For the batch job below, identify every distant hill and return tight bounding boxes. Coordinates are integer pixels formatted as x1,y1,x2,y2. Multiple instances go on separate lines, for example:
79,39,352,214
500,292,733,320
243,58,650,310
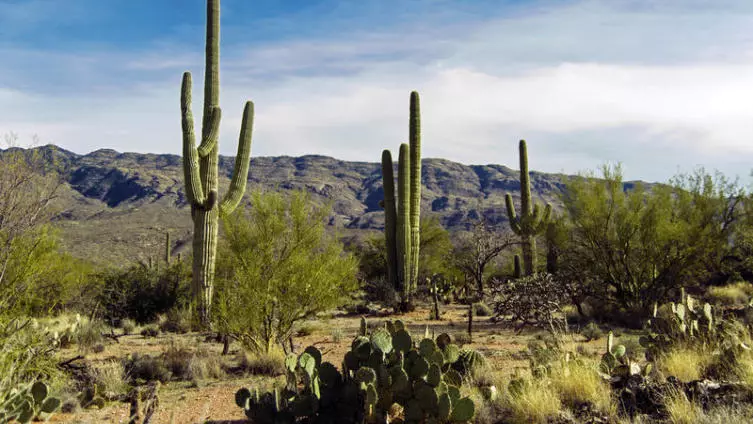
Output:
5,144,596,265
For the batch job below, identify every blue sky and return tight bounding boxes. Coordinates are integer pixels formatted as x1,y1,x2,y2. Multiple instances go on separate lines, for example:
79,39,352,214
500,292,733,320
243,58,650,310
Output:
2,0,753,182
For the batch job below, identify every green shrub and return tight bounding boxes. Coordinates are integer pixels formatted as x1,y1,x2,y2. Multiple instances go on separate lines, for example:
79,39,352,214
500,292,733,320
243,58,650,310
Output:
707,282,753,307
75,319,105,353
581,322,604,341
120,319,136,335
140,326,159,338
473,302,492,317
123,354,170,383
98,261,190,325
159,308,193,334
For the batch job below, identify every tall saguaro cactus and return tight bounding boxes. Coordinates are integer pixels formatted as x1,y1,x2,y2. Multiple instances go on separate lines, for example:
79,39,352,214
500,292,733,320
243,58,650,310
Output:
381,91,422,310
381,150,398,291
408,91,421,293
181,0,254,326
397,144,412,295
505,140,551,276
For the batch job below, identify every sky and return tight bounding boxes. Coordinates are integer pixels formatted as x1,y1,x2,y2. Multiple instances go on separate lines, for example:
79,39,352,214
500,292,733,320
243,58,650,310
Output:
2,0,753,183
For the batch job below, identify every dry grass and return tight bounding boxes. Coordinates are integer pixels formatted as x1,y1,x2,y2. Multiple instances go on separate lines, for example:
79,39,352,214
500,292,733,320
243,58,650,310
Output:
503,379,562,424
707,282,753,307
665,388,703,424
660,347,711,382
550,360,614,414
91,360,130,396
238,347,287,376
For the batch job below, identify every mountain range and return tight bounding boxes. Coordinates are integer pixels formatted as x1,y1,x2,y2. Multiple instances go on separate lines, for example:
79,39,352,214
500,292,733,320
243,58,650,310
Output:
8,144,588,265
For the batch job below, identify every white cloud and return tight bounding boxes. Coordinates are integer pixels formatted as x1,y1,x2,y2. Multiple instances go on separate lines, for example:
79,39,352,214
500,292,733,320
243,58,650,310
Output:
2,0,753,182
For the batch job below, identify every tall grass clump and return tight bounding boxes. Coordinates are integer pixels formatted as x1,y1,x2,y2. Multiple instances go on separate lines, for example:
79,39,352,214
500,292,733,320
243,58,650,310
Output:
503,379,561,424
550,361,614,414
707,281,753,307
664,388,703,424
660,347,711,382
238,346,286,376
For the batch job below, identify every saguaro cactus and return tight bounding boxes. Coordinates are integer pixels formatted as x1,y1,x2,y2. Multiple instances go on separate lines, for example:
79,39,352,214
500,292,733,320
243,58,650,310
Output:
397,143,412,297
381,91,422,310
164,232,171,265
505,140,550,276
381,150,398,291
408,91,421,293
181,0,254,326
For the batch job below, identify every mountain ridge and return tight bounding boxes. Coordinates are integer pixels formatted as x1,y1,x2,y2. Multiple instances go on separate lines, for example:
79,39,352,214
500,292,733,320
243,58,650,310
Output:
3,144,636,266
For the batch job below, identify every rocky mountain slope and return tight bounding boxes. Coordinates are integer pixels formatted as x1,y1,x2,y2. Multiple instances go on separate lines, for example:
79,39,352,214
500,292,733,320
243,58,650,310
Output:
9,145,575,265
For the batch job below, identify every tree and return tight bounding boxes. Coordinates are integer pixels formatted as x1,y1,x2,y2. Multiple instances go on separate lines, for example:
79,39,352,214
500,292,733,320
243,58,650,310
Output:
453,218,517,296
0,135,64,315
561,164,742,314
214,190,358,353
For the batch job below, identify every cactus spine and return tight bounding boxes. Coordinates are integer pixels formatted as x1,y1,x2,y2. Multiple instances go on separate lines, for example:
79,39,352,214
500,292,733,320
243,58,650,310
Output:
505,140,551,276
181,0,254,326
381,92,422,310
409,91,421,294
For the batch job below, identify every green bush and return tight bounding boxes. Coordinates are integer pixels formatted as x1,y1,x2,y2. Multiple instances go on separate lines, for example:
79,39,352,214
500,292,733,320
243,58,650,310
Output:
214,190,359,354
98,261,190,325
123,354,170,384
581,322,604,341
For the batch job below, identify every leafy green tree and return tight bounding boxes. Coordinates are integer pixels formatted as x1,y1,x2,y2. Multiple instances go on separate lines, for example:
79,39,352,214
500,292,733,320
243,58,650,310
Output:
0,135,69,316
214,190,358,353
561,164,742,314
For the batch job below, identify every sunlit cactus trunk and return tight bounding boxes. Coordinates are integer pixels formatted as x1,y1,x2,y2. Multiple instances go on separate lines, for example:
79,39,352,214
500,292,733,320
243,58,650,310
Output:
408,91,421,294
381,150,398,291
505,140,551,276
397,143,412,302
181,0,254,327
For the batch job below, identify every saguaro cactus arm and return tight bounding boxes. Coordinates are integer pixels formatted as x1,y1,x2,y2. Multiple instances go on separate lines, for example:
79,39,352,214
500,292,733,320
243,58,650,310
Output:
504,194,522,233
181,72,206,207
197,107,222,158
219,101,255,216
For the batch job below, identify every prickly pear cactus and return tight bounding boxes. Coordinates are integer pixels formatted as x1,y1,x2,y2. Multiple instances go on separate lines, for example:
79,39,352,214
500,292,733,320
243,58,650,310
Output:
0,381,61,424
235,323,480,423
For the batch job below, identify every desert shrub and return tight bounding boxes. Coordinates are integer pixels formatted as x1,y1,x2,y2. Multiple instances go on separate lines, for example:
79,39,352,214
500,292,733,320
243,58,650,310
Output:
490,273,567,330
295,321,320,337
330,327,344,344
561,165,742,314
473,302,492,317
98,261,190,325
140,326,159,338
123,354,170,383
238,347,286,376
75,319,105,353
120,319,136,335
159,307,193,334
214,190,359,354
503,379,561,424
91,361,129,397
453,332,471,347
707,281,753,307
581,322,604,341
